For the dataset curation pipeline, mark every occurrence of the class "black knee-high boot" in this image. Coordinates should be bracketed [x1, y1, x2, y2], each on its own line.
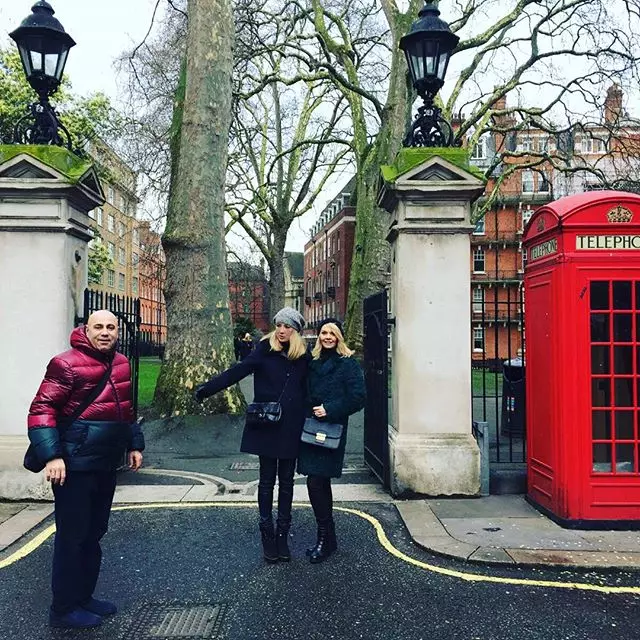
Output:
[275, 459, 295, 561]
[306, 475, 336, 563]
[258, 458, 278, 563]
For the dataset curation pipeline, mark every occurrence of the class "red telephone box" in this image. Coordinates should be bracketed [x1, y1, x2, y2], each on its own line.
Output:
[524, 190, 640, 526]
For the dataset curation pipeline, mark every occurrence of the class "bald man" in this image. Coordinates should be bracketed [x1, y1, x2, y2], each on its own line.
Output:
[28, 310, 144, 629]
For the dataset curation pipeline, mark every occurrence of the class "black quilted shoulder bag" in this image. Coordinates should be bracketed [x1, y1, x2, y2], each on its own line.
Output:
[246, 372, 291, 426]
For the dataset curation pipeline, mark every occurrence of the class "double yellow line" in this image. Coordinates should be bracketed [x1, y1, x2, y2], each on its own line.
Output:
[1, 502, 639, 595]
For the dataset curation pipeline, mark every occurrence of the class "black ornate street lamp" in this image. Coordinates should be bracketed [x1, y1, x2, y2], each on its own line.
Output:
[9, 1, 76, 149]
[400, 1, 459, 147]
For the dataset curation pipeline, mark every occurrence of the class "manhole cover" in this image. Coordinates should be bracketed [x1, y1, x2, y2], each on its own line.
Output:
[125, 603, 226, 639]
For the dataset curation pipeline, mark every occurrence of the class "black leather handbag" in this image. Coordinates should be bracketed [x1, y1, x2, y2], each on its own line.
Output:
[245, 372, 291, 426]
[300, 417, 343, 450]
[23, 363, 112, 473]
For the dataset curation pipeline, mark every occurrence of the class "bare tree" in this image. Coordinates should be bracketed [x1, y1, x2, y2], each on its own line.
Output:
[153, 0, 242, 415]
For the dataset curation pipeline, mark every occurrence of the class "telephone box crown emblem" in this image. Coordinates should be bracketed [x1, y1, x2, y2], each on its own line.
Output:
[607, 205, 633, 223]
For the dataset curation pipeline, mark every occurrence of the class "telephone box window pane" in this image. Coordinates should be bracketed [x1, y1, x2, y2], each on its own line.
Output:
[615, 411, 634, 440]
[591, 346, 610, 374]
[615, 444, 635, 473]
[614, 346, 633, 374]
[590, 282, 609, 310]
[593, 444, 612, 472]
[590, 314, 609, 342]
[592, 378, 611, 406]
[613, 314, 632, 342]
[592, 410, 611, 439]
[614, 378, 633, 406]
[613, 281, 632, 310]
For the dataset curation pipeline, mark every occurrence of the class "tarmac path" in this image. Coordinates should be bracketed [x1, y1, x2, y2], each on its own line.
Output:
[1, 503, 639, 639]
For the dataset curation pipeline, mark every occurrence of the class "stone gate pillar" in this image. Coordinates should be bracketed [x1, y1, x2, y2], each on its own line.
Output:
[379, 150, 485, 497]
[0, 146, 104, 499]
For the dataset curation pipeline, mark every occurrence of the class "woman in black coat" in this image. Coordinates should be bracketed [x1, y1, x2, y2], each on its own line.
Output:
[195, 307, 308, 563]
[298, 318, 366, 563]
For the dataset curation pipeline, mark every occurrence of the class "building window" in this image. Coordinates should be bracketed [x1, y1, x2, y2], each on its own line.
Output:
[471, 136, 487, 160]
[132, 277, 139, 296]
[132, 252, 139, 267]
[107, 214, 115, 232]
[133, 228, 140, 245]
[581, 136, 606, 154]
[522, 207, 534, 229]
[107, 269, 115, 288]
[107, 242, 115, 259]
[118, 221, 126, 238]
[118, 273, 125, 290]
[473, 326, 484, 351]
[472, 287, 484, 314]
[88, 208, 95, 220]
[521, 170, 534, 193]
[96, 207, 103, 226]
[118, 246, 126, 265]
[107, 186, 115, 204]
[473, 218, 485, 235]
[519, 136, 533, 152]
[473, 247, 485, 273]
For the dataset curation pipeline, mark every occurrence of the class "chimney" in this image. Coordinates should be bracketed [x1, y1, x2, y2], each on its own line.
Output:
[604, 83, 623, 125]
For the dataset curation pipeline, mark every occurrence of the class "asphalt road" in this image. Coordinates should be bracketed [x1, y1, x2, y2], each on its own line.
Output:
[1, 503, 639, 639]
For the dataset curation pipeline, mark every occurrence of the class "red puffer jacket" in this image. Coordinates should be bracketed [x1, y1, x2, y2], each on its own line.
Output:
[29, 325, 133, 427]
[27, 326, 140, 471]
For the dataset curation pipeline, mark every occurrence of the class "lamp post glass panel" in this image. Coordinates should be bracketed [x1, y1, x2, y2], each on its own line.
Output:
[9, 1, 76, 149]
[400, 1, 459, 147]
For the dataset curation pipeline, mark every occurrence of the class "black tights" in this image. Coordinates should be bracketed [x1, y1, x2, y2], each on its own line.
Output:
[306, 475, 333, 522]
[258, 456, 296, 530]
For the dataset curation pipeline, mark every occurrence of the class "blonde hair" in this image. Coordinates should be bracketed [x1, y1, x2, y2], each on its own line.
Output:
[312, 322, 354, 359]
[262, 329, 307, 360]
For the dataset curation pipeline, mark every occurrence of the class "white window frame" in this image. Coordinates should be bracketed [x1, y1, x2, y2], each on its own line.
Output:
[473, 247, 485, 273]
[118, 273, 125, 291]
[521, 170, 534, 193]
[96, 208, 103, 226]
[107, 214, 115, 233]
[473, 218, 486, 235]
[473, 326, 484, 352]
[118, 246, 126, 265]
[107, 269, 115, 288]
[472, 287, 484, 314]
[471, 137, 487, 160]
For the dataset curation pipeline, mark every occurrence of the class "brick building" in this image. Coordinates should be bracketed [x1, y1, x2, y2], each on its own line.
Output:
[228, 261, 270, 333]
[86, 140, 141, 298]
[470, 83, 640, 364]
[303, 178, 356, 334]
[137, 222, 166, 355]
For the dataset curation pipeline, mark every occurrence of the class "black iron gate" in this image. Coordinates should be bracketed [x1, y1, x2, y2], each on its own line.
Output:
[79, 289, 142, 417]
[363, 290, 390, 487]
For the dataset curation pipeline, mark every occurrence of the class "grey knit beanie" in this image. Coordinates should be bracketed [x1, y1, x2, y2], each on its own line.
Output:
[273, 307, 305, 333]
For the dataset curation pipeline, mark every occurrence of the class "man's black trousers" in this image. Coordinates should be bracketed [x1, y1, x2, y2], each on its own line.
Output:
[51, 470, 117, 613]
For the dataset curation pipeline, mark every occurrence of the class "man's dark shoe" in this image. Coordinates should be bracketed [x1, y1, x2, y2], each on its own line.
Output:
[81, 597, 117, 616]
[49, 607, 102, 629]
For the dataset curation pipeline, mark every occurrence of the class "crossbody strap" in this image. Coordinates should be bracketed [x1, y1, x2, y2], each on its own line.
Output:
[65, 361, 113, 424]
[276, 371, 292, 403]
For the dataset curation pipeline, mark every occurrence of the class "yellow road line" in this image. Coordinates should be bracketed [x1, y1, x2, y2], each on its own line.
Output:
[1, 502, 639, 595]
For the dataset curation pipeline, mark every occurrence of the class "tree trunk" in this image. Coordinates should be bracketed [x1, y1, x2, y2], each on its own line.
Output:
[344, 35, 411, 350]
[268, 230, 287, 319]
[154, 0, 243, 416]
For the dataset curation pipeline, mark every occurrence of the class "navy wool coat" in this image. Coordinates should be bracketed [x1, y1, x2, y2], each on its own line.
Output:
[297, 350, 366, 478]
[198, 339, 309, 459]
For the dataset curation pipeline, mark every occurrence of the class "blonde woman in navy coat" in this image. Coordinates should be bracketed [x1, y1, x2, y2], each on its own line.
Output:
[195, 308, 308, 563]
[298, 318, 366, 563]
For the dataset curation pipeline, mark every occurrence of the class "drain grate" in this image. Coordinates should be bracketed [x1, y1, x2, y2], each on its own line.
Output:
[124, 602, 226, 639]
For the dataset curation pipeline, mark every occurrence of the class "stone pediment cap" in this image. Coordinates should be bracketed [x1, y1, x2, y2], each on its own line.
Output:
[0, 145, 105, 207]
[378, 148, 486, 212]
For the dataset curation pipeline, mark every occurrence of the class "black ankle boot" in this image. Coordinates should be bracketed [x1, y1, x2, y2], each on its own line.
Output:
[309, 521, 334, 564]
[259, 523, 278, 563]
[276, 526, 291, 561]
[306, 526, 320, 557]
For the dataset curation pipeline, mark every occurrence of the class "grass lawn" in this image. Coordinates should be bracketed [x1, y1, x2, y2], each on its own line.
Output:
[472, 368, 500, 395]
[138, 358, 161, 408]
